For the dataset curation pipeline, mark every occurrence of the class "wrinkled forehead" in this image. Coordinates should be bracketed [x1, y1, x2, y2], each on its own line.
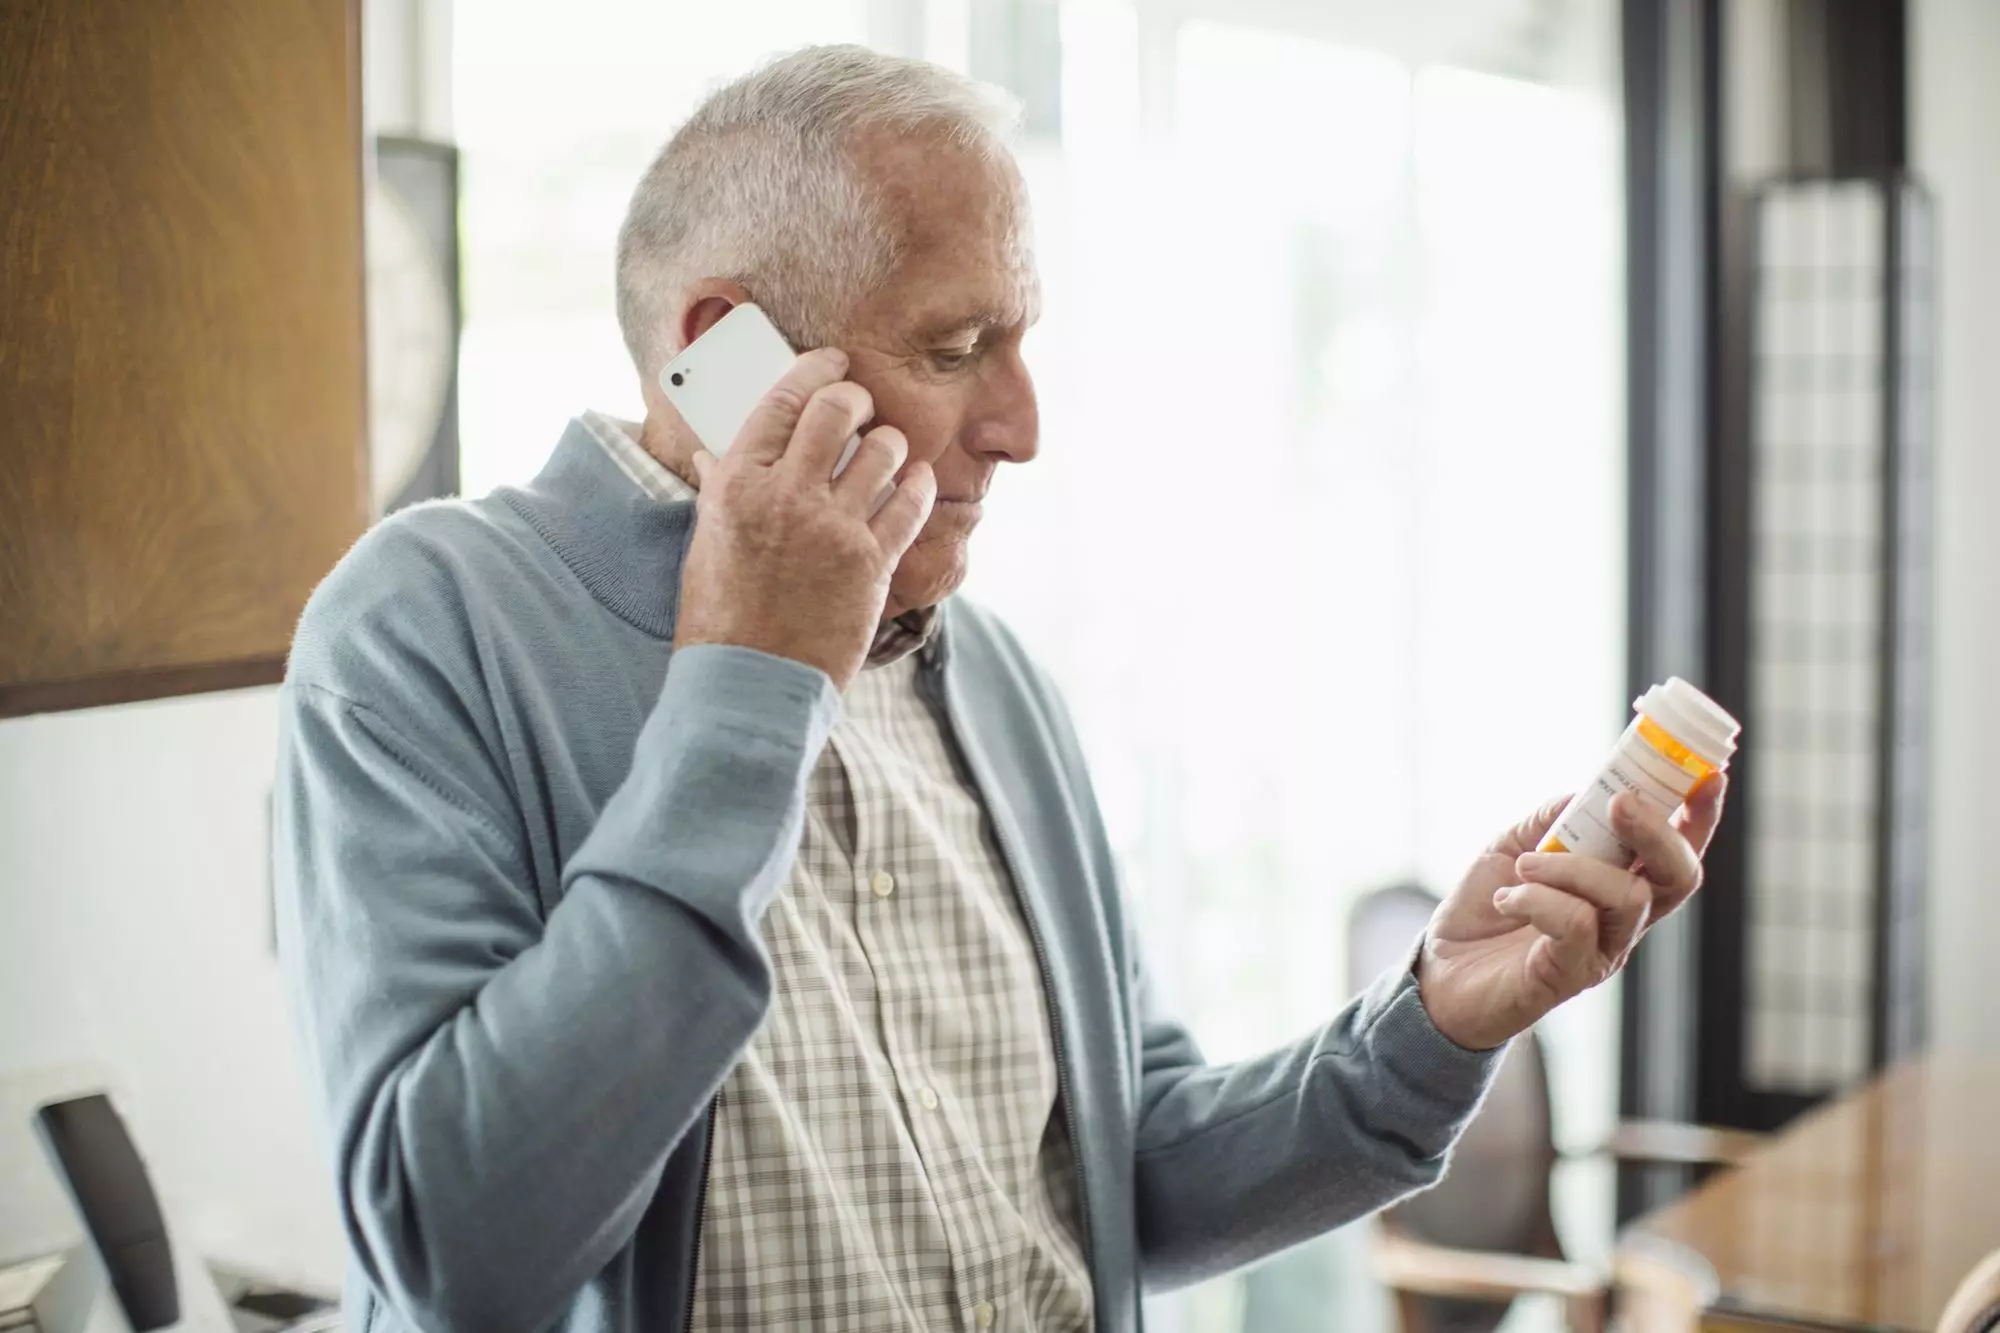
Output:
[852, 127, 1038, 329]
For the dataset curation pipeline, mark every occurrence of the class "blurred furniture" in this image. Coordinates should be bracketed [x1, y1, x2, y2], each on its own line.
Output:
[0, 0, 367, 717]
[208, 1266, 341, 1333]
[1936, 1250, 2000, 1333]
[0, 1075, 340, 1333]
[1615, 1056, 2000, 1333]
[0, 1252, 340, 1333]
[36, 1095, 178, 1329]
[1347, 884, 1762, 1333]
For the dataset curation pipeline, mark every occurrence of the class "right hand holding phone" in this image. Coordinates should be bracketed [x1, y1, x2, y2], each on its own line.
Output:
[673, 347, 937, 691]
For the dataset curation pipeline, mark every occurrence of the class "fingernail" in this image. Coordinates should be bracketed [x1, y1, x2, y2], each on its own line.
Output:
[1493, 886, 1517, 909]
[1516, 853, 1547, 876]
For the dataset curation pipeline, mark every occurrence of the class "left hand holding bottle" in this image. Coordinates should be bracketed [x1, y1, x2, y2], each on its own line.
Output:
[1415, 777, 1728, 1051]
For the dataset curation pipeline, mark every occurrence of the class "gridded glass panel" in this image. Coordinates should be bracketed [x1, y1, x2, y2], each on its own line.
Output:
[1744, 179, 1931, 1095]
[1746, 182, 1884, 1094]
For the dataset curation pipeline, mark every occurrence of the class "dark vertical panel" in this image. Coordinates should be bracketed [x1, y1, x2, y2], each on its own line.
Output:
[1622, 1, 1664, 704]
[1618, 1, 1664, 1207]
[1694, 0, 1742, 1133]
[1875, 182, 1932, 1071]
[1694, 174, 1756, 1130]
[1869, 184, 1903, 1073]
[1781, 0, 1907, 173]
[1619, 0, 1715, 1218]
[1824, 0, 1908, 172]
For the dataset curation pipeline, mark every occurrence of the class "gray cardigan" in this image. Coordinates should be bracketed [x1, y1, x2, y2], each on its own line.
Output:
[274, 419, 1503, 1333]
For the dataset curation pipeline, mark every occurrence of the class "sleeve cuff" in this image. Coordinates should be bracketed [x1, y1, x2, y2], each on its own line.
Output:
[656, 643, 841, 750]
[1351, 940, 1509, 1122]
[564, 643, 840, 927]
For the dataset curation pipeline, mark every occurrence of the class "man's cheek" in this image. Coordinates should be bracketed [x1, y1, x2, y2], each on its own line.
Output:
[885, 394, 959, 466]
[909, 426, 957, 470]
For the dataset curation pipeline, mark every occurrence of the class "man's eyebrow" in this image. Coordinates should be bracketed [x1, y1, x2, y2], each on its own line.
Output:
[912, 308, 1024, 340]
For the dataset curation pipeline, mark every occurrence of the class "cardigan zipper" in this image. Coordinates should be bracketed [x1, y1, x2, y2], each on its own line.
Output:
[681, 1099, 718, 1330]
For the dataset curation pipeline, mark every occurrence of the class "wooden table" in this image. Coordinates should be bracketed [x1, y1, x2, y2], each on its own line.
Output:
[1616, 1057, 2000, 1333]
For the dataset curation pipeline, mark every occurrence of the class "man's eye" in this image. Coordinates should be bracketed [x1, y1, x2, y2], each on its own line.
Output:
[928, 347, 978, 372]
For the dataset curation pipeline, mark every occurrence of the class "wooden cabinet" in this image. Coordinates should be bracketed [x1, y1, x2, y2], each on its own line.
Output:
[0, 0, 367, 716]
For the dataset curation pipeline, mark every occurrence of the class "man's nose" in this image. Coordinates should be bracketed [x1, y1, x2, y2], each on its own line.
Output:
[973, 348, 1040, 464]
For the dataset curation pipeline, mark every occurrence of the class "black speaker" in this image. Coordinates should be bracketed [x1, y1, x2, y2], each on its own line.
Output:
[34, 1094, 179, 1331]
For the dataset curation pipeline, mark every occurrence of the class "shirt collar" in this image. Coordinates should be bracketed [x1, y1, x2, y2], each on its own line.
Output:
[581, 409, 698, 504]
[577, 411, 942, 670]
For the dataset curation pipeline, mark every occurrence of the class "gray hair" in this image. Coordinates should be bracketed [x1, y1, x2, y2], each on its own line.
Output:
[615, 44, 1022, 377]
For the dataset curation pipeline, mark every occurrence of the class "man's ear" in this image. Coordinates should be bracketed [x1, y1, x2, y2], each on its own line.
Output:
[677, 279, 754, 351]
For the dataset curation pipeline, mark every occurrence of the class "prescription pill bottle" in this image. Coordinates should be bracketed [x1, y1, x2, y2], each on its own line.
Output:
[1540, 678, 1741, 867]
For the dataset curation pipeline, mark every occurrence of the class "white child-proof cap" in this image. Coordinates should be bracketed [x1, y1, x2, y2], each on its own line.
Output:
[1634, 677, 1741, 769]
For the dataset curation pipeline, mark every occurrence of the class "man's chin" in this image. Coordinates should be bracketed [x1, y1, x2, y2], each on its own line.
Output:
[889, 540, 970, 617]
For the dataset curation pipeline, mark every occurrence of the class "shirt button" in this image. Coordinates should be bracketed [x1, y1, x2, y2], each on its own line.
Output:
[870, 869, 896, 899]
[918, 1085, 940, 1111]
[973, 1301, 996, 1328]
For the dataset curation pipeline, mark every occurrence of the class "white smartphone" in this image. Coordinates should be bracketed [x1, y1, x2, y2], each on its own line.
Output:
[657, 302, 863, 477]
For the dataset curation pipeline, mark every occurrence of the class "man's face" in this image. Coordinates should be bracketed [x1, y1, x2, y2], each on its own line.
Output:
[837, 134, 1041, 616]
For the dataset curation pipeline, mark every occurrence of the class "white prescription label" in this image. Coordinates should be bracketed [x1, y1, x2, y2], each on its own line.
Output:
[1541, 716, 1708, 867]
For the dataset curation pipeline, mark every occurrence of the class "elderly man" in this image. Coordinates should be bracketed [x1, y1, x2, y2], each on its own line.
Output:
[277, 44, 1724, 1333]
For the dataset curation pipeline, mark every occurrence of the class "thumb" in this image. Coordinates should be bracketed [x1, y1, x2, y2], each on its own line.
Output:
[1675, 771, 1729, 858]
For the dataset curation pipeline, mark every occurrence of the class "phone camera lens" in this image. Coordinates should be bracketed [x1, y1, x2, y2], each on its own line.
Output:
[669, 372, 685, 386]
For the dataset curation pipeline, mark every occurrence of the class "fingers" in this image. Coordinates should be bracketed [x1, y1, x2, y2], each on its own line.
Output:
[834, 424, 908, 513]
[1609, 789, 1700, 896]
[1493, 881, 1597, 976]
[781, 380, 874, 482]
[730, 348, 855, 465]
[1513, 849, 1651, 956]
[867, 460, 938, 556]
[1493, 793, 1575, 857]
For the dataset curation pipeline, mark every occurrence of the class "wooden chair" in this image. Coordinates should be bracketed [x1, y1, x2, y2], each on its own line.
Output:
[1348, 883, 1765, 1333]
[1938, 1249, 2000, 1333]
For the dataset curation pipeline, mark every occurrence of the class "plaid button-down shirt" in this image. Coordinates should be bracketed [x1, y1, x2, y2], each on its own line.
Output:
[581, 413, 1094, 1332]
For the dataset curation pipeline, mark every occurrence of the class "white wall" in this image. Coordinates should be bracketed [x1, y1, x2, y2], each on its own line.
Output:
[1913, 0, 2000, 1054]
[0, 687, 346, 1289]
